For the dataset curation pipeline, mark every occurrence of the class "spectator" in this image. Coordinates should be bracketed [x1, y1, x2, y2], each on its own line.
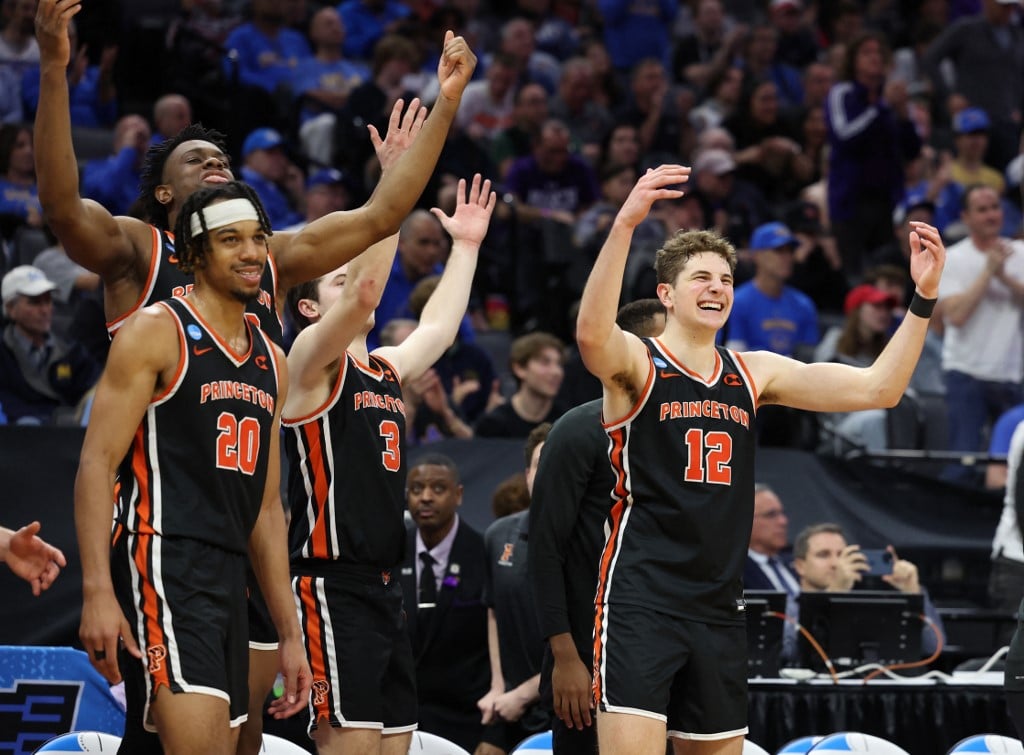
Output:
[768, 0, 818, 71]
[486, 17, 560, 95]
[0, 66, 22, 123]
[0, 0, 38, 79]
[989, 421, 1024, 637]
[923, 0, 1024, 170]
[744, 483, 799, 596]
[987, 403, 1024, 490]
[689, 65, 744, 134]
[490, 81, 548, 179]
[151, 93, 192, 144]
[614, 58, 684, 161]
[0, 265, 99, 424]
[579, 37, 624, 111]
[801, 61, 834, 111]
[284, 167, 358, 232]
[784, 200, 847, 317]
[598, 0, 678, 75]
[80, 114, 151, 217]
[0, 123, 41, 235]
[788, 523, 944, 661]
[690, 147, 770, 249]
[291, 6, 369, 167]
[547, 57, 612, 166]
[337, 0, 412, 61]
[478, 424, 553, 755]
[22, 19, 117, 127]
[673, 0, 742, 92]
[455, 52, 518, 146]
[598, 122, 641, 174]
[475, 332, 565, 438]
[825, 31, 921, 280]
[238, 127, 305, 229]
[725, 221, 818, 359]
[401, 454, 489, 753]
[949, 107, 1006, 195]
[738, 24, 804, 111]
[32, 233, 101, 341]
[937, 185, 1024, 471]
[870, 191, 939, 273]
[222, 0, 311, 94]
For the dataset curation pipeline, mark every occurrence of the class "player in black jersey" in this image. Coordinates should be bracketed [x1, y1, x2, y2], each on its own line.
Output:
[75, 184, 311, 755]
[576, 165, 946, 755]
[528, 299, 665, 755]
[282, 174, 494, 754]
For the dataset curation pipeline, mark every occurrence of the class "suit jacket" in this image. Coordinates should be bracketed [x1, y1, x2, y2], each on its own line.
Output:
[744, 553, 796, 592]
[400, 521, 489, 752]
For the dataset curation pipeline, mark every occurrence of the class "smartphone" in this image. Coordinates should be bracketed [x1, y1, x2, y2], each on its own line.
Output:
[861, 548, 893, 576]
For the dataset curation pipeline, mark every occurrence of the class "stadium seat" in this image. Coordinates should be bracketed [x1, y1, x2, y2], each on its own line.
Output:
[946, 734, 1024, 753]
[809, 732, 910, 753]
[407, 731, 474, 755]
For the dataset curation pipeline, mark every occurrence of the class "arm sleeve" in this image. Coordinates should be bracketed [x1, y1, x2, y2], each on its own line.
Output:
[826, 83, 880, 147]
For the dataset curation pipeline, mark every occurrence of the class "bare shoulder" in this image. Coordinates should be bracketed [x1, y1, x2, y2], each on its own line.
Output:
[112, 303, 180, 369]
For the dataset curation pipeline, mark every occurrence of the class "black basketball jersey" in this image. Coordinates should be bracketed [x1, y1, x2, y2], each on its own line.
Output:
[115, 297, 281, 554]
[595, 339, 758, 625]
[106, 225, 283, 345]
[284, 352, 408, 569]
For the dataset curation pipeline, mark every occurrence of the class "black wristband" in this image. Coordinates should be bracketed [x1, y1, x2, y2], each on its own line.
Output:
[908, 292, 937, 319]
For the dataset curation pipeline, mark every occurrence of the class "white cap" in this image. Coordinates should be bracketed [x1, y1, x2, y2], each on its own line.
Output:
[2, 265, 57, 305]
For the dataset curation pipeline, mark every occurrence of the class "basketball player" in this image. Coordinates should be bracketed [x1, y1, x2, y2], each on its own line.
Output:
[528, 299, 666, 755]
[36, 3, 472, 748]
[575, 165, 945, 755]
[282, 174, 494, 754]
[75, 183, 311, 755]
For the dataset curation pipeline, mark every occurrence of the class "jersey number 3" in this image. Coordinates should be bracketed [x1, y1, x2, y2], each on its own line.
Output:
[216, 412, 261, 476]
[683, 428, 733, 485]
[379, 419, 401, 472]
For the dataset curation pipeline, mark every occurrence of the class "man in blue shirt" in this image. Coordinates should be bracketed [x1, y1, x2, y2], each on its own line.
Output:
[725, 221, 818, 359]
[222, 0, 312, 93]
[239, 127, 305, 229]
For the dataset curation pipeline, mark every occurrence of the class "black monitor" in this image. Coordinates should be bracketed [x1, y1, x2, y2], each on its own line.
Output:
[743, 590, 787, 678]
[796, 590, 924, 671]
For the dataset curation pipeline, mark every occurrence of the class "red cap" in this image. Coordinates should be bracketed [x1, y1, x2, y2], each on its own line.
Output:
[844, 284, 899, 315]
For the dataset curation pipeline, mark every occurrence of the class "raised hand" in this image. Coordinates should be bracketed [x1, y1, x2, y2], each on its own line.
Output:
[370, 97, 428, 173]
[907, 221, 945, 298]
[616, 165, 689, 229]
[430, 174, 496, 247]
[36, 0, 82, 67]
[436, 30, 477, 103]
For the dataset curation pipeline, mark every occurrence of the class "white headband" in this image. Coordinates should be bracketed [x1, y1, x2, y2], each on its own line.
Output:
[189, 198, 260, 237]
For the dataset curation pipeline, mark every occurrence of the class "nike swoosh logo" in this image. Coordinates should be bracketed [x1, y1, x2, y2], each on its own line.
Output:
[659, 370, 684, 379]
[193, 345, 213, 356]
[168, 255, 179, 264]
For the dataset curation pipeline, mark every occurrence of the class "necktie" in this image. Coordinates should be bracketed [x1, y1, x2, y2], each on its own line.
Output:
[419, 552, 438, 607]
[767, 557, 797, 598]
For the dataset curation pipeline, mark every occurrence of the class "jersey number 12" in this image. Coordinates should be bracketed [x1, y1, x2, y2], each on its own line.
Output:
[683, 428, 732, 485]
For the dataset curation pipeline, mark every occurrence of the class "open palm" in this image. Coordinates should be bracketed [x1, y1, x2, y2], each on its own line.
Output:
[431, 174, 496, 247]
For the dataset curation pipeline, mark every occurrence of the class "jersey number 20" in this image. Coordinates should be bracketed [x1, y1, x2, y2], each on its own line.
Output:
[216, 412, 261, 476]
[683, 428, 732, 485]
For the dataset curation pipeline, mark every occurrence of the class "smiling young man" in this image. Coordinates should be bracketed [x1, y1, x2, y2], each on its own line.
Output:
[74, 183, 311, 755]
[575, 164, 945, 755]
[282, 175, 493, 755]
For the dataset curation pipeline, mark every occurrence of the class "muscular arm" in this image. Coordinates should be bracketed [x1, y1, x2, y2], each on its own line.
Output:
[576, 166, 688, 419]
[248, 351, 312, 718]
[748, 222, 945, 412]
[34, 0, 148, 283]
[75, 307, 176, 682]
[375, 175, 493, 384]
[272, 32, 477, 293]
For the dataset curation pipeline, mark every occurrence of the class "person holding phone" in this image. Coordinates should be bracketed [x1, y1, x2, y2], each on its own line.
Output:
[786, 523, 945, 662]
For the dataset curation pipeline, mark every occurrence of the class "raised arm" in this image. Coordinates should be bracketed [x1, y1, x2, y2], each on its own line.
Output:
[34, 0, 148, 280]
[747, 221, 945, 412]
[375, 174, 494, 383]
[273, 31, 477, 292]
[75, 307, 175, 682]
[248, 352, 312, 720]
[576, 166, 688, 413]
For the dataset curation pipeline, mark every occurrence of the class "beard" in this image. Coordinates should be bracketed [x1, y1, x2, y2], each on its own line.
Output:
[231, 286, 261, 304]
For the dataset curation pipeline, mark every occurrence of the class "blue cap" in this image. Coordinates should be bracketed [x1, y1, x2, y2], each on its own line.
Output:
[750, 221, 797, 251]
[307, 168, 350, 190]
[893, 189, 936, 225]
[954, 107, 990, 134]
[242, 127, 285, 158]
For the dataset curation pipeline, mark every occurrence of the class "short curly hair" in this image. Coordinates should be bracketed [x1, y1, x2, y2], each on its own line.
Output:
[138, 123, 229, 230]
[654, 229, 737, 286]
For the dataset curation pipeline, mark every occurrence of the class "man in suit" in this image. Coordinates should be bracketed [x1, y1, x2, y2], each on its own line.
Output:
[743, 483, 799, 596]
[401, 453, 489, 753]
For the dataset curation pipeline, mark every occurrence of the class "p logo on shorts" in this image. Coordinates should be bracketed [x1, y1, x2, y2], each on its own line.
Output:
[312, 679, 331, 706]
[147, 644, 167, 674]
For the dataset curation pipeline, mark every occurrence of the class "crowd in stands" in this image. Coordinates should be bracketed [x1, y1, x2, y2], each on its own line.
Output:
[1, 0, 1024, 488]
